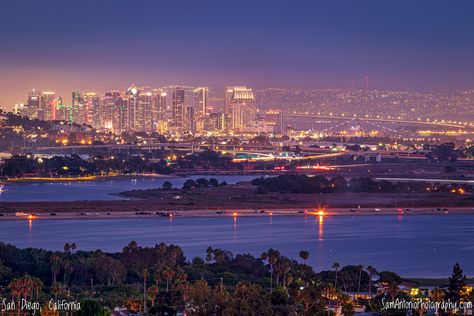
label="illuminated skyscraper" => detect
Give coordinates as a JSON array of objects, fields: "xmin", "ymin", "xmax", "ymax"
[
  {"xmin": 102, "ymin": 91, "xmax": 124, "ymax": 131},
  {"xmin": 41, "ymin": 91, "xmax": 60, "ymax": 121},
  {"xmin": 124, "ymin": 85, "xmax": 140, "ymax": 131},
  {"xmin": 193, "ymin": 87, "xmax": 208, "ymax": 132},
  {"xmin": 83, "ymin": 92, "xmax": 100, "ymax": 126},
  {"xmin": 193, "ymin": 87, "xmax": 208, "ymax": 119},
  {"xmin": 225, "ymin": 86, "xmax": 256, "ymax": 132},
  {"xmin": 25, "ymin": 89, "xmax": 41, "ymax": 119},
  {"xmin": 138, "ymin": 90, "xmax": 154, "ymax": 132},
  {"xmin": 153, "ymin": 91, "xmax": 167, "ymax": 132},
  {"xmin": 72, "ymin": 91, "xmax": 84, "ymax": 124},
  {"xmin": 172, "ymin": 87, "xmax": 185, "ymax": 129}
]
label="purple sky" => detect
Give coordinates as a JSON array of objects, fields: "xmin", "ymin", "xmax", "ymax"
[{"xmin": 1, "ymin": 0, "xmax": 474, "ymax": 108}]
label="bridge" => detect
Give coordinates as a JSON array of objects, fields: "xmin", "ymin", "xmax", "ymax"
[{"xmin": 283, "ymin": 113, "xmax": 470, "ymax": 129}]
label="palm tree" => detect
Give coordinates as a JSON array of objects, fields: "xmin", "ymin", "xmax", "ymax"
[
  {"xmin": 154, "ymin": 268, "xmax": 161, "ymax": 288},
  {"xmin": 261, "ymin": 249, "xmax": 280, "ymax": 293},
  {"xmin": 299, "ymin": 250, "xmax": 309, "ymax": 264},
  {"xmin": 162, "ymin": 267, "xmax": 175, "ymax": 292},
  {"xmin": 50, "ymin": 255, "xmax": 61, "ymax": 284},
  {"xmin": 51, "ymin": 282, "xmax": 62, "ymax": 300},
  {"xmin": 356, "ymin": 265, "xmax": 364, "ymax": 293},
  {"xmin": 332, "ymin": 262, "xmax": 340, "ymax": 288},
  {"xmin": 367, "ymin": 265, "xmax": 377, "ymax": 296},
  {"xmin": 148, "ymin": 285, "xmax": 159, "ymax": 307},
  {"xmin": 62, "ymin": 260, "xmax": 73, "ymax": 286},
  {"xmin": 142, "ymin": 269, "xmax": 149, "ymax": 313}
]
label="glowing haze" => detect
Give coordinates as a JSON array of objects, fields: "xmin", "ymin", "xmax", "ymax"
[{"xmin": 1, "ymin": 0, "xmax": 474, "ymax": 108}]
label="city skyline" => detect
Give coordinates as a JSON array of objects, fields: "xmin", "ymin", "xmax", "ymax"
[{"xmin": 1, "ymin": 0, "xmax": 474, "ymax": 108}]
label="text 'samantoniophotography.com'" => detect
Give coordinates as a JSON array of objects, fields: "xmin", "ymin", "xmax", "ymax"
[{"xmin": 1, "ymin": 1, "xmax": 474, "ymax": 315}]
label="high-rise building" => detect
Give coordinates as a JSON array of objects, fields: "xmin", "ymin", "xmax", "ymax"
[
  {"xmin": 124, "ymin": 85, "xmax": 140, "ymax": 131},
  {"xmin": 24, "ymin": 90, "xmax": 61, "ymax": 121},
  {"xmin": 193, "ymin": 87, "xmax": 208, "ymax": 133},
  {"xmin": 153, "ymin": 91, "xmax": 167, "ymax": 132},
  {"xmin": 208, "ymin": 112, "xmax": 226, "ymax": 131},
  {"xmin": 138, "ymin": 90, "xmax": 154, "ymax": 132},
  {"xmin": 225, "ymin": 86, "xmax": 256, "ymax": 132},
  {"xmin": 25, "ymin": 89, "xmax": 41, "ymax": 119},
  {"xmin": 193, "ymin": 87, "xmax": 208, "ymax": 119},
  {"xmin": 81, "ymin": 92, "xmax": 100, "ymax": 127},
  {"xmin": 72, "ymin": 91, "xmax": 84, "ymax": 124},
  {"xmin": 41, "ymin": 91, "xmax": 60, "ymax": 121},
  {"xmin": 13, "ymin": 104, "xmax": 25, "ymax": 116},
  {"xmin": 172, "ymin": 87, "xmax": 185, "ymax": 129},
  {"xmin": 102, "ymin": 91, "xmax": 124, "ymax": 131}
]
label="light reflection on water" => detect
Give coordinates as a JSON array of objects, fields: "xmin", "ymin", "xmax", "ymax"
[{"xmin": 1, "ymin": 215, "xmax": 474, "ymax": 278}]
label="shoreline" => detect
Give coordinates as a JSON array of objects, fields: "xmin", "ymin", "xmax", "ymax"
[
  {"xmin": 2, "ymin": 206, "xmax": 474, "ymax": 221},
  {"xmin": 1, "ymin": 173, "xmax": 178, "ymax": 183}
]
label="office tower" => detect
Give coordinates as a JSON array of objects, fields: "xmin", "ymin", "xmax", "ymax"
[
  {"xmin": 172, "ymin": 87, "xmax": 185, "ymax": 129},
  {"xmin": 13, "ymin": 104, "xmax": 25, "ymax": 116},
  {"xmin": 82, "ymin": 92, "xmax": 101, "ymax": 127},
  {"xmin": 125, "ymin": 85, "xmax": 140, "ymax": 131},
  {"xmin": 193, "ymin": 87, "xmax": 208, "ymax": 133},
  {"xmin": 208, "ymin": 112, "xmax": 226, "ymax": 131},
  {"xmin": 225, "ymin": 86, "xmax": 256, "ymax": 132},
  {"xmin": 139, "ymin": 90, "xmax": 154, "ymax": 132},
  {"xmin": 40, "ymin": 91, "xmax": 59, "ymax": 121},
  {"xmin": 56, "ymin": 104, "xmax": 74, "ymax": 124},
  {"xmin": 102, "ymin": 91, "xmax": 123, "ymax": 132},
  {"xmin": 72, "ymin": 91, "xmax": 84, "ymax": 124},
  {"xmin": 156, "ymin": 91, "xmax": 167, "ymax": 121},
  {"xmin": 193, "ymin": 87, "xmax": 208, "ymax": 119},
  {"xmin": 153, "ymin": 91, "xmax": 167, "ymax": 132},
  {"xmin": 25, "ymin": 89, "xmax": 41, "ymax": 119},
  {"xmin": 224, "ymin": 86, "xmax": 239, "ymax": 115}
]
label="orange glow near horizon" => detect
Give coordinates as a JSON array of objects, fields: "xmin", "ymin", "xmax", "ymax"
[{"xmin": 306, "ymin": 207, "xmax": 327, "ymax": 217}]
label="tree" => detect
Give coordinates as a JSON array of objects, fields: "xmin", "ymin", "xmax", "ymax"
[
  {"xmin": 367, "ymin": 265, "xmax": 377, "ymax": 296},
  {"xmin": 92, "ymin": 254, "xmax": 126, "ymax": 285},
  {"xmin": 77, "ymin": 299, "xmax": 108, "ymax": 316},
  {"xmin": 162, "ymin": 181, "xmax": 173, "ymax": 190},
  {"xmin": 332, "ymin": 262, "xmax": 340, "ymax": 288},
  {"xmin": 296, "ymin": 284, "xmax": 326, "ymax": 315},
  {"xmin": 225, "ymin": 281, "xmax": 272, "ymax": 316},
  {"xmin": 342, "ymin": 302, "xmax": 355, "ymax": 316},
  {"xmin": 356, "ymin": 265, "xmax": 364, "ymax": 293},
  {"xmin": 261, "ymin": 249, "xmax": 280, "ymax": 293},
  {"xmin": 148, "ymin": 285, "xmax": 159, "ymax": 307},
  {"xmin": 50, "ymin": 255, "xmax": 61, "ymax": 284},
  {"xmin": 196, "ymin": 178, "xmax": 209, "ymax": 188},
  {"xmin": 182, "ymin": 179, "xmax": 197, "ymax": 190},
  {"xmin": 142, "ymin": 269, "xmax": 149, "ymax": 313},
  {"xmin": 448, "ymin": 262, "xmax": 466, "ymax": 301},
  {"xmin": 299, "ymin": 250, "xmax": 309, "ymax": 264},
  {"xmin": 162, "ymin": 267, "xmax": 175, "ymax": 292}
]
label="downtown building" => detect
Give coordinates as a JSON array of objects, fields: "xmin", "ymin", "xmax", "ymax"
[
  {"xmin": 224, "ymin": 86, "xmax": 257, "ymax": 132},
  {"xmin": 24, "ymin": 89, "xmax": 63, "ymax": 121},
  {"xmin": 20, "ymin": 84, "xmax": 264, "ymax": 135}
]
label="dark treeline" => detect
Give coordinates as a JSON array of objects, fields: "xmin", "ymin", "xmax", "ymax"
[
  {"xmin": 0, "ymin": 242, "xmax": 471, "ymax": 315},
  {"xmin": 251, "ymin": 174, "xmax": 472, "ymax": 194},
  {"xmin": 0, "ymin": 150, "xmax": 238, "ymax": 178}
]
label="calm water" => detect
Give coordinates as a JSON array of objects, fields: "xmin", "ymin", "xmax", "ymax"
[
  {"xmin": 0, "ymin": 175, "xmax": 258, "ymax": 201},
  {"xmin": 1, "ymin": 215, "xmax": 473, "ymax": 278}
]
